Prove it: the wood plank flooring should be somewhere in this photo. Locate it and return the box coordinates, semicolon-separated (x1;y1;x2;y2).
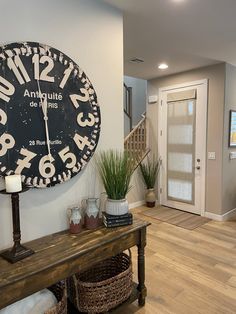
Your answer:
115;206;236;314
141;206;210;230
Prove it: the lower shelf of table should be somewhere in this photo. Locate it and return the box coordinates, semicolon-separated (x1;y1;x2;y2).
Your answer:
68;282;140;313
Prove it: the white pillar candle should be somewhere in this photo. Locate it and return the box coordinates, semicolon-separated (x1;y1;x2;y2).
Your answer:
5;175;22;193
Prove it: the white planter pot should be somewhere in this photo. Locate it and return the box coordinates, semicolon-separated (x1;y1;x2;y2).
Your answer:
105;198;129;216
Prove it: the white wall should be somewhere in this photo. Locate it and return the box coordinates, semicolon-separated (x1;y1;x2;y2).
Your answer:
123;76;147;204
0;0;123;249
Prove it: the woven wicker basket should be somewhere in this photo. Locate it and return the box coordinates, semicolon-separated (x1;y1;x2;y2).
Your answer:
45;280;67;314
68;251;133;313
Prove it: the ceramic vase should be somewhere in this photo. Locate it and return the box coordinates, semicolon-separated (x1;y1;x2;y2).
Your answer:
68;206;82;234
84;198;100;229
145;188;156;207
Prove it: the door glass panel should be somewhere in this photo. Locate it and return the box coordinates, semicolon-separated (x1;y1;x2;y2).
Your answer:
168;153;192;173
168;125;193;144
167;97;196;204
168;179;192;202
188;101;194;115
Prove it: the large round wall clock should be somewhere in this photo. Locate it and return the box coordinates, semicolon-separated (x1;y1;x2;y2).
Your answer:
0;42;101;188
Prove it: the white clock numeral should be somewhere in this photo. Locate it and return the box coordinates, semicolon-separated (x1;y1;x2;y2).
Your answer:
0;133;15;156
73;133;91;151
59;67;72;89
58;146;76;169
39;155;55;178
0;76;15;102
69;88;89;108
0;109;7;125
7;55;31;85
15;148;37;174
77;112;95;127
32;54;55;82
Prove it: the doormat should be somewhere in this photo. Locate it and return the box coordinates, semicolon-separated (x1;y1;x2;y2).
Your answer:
141;206;211;230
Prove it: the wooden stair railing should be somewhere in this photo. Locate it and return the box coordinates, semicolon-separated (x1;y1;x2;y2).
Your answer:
124;114;150;169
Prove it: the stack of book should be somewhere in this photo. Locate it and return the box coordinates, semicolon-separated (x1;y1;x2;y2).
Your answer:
103;212;133;228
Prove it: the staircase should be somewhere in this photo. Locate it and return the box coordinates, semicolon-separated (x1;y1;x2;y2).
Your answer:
123;81;150;168
124;113;150;168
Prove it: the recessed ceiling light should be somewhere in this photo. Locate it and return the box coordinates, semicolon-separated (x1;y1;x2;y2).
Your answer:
158;63;169;70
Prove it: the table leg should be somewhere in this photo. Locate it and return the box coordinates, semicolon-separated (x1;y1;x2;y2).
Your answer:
137;227;147;306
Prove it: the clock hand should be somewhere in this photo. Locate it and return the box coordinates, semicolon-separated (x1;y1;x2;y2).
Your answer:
37;80;52;161
41;94;47;116
42;96;53;161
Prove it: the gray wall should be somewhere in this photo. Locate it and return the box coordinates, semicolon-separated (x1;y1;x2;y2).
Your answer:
222;64;236;213
124;76;147;128
147;63;226;215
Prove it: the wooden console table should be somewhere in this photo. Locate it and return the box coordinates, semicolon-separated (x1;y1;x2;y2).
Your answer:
0;218;150;312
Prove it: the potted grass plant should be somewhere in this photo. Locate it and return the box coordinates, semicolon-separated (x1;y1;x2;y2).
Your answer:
96;150;134;215
139;155;160;207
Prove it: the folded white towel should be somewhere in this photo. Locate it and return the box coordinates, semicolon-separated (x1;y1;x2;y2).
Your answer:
0;289;57;314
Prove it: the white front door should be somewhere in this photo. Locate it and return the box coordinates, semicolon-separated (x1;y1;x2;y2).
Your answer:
159;79;207;215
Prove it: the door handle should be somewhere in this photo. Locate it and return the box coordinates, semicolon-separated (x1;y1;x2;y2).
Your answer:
196;166;200;170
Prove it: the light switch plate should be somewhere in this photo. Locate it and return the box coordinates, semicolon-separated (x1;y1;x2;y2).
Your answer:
229;152;236;160
208;152;216;160
148;95;158;104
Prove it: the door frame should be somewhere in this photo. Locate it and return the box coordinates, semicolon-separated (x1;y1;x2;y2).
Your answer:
158;79;208;216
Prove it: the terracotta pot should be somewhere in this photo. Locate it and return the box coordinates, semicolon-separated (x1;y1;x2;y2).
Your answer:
105;198;129;216
145;188;156;207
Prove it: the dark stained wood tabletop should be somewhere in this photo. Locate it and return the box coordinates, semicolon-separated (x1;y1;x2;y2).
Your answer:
0;217;150;310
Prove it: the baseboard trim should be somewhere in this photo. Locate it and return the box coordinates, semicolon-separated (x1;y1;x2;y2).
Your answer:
204;207;236;221
129;200;145;209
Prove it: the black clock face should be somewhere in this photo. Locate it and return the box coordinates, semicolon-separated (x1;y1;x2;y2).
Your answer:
0;42;101;188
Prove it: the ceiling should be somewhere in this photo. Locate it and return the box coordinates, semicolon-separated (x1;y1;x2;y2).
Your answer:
102;0;236;80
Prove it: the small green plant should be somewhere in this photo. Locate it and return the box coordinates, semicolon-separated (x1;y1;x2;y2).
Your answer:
96;150;134;200
139;155;160;189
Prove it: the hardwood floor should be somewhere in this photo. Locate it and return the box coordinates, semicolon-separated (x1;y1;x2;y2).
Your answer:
116;206;236;314
141;206;210;230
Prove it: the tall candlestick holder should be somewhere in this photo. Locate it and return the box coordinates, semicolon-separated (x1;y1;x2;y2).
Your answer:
0;187;34;263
